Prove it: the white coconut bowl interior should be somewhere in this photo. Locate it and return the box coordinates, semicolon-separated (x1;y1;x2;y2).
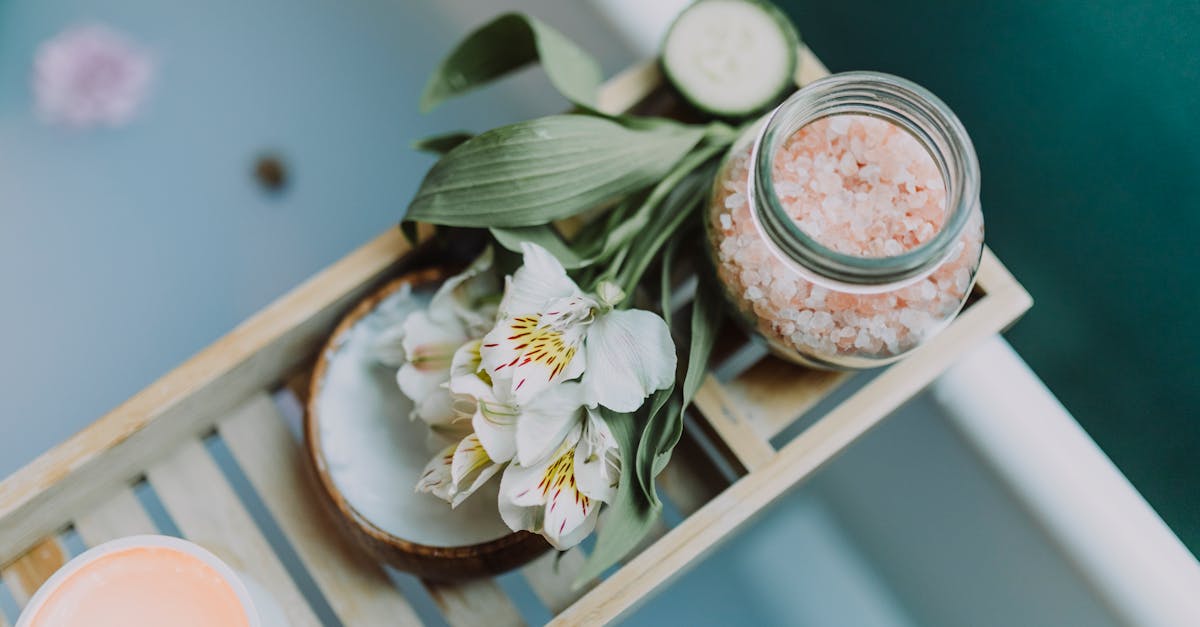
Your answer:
313;280;512;546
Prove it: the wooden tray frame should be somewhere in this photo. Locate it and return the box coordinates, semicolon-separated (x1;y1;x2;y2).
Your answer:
0;48;1030;626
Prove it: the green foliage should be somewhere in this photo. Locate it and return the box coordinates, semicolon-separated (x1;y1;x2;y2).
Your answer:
412;131;474;155
409;9;753;575
612;157;722;298
405;115;705;227
489;225;592;269
420;13;603;112
575;406;662;585
575;256;726;583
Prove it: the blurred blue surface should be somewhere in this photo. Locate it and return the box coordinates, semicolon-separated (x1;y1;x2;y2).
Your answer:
0;0;632;472
630;394;1116;626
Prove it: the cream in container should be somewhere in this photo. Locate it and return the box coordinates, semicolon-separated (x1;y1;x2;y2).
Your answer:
17;535;258;627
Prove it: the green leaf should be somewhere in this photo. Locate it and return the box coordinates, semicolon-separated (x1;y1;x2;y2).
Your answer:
682;279;725;406
489;225;593;269
575;408;661;586
660;236;681;329
412;131;474;155
577;293;716;585
635;271;728;498
615;157;722;297
406;115;705;228
636;386;678;504
660;278;725;476
420;13;603;112
652;396;685;480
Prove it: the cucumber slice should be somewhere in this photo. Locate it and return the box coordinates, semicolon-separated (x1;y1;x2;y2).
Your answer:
662;0;800;117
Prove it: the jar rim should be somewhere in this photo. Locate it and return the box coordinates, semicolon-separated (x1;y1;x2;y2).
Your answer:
750;71;980;288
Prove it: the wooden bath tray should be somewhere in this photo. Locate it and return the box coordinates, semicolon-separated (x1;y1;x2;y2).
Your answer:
0;47;1030;626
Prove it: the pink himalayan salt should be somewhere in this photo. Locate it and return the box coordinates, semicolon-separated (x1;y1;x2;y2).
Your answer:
710;114;983;361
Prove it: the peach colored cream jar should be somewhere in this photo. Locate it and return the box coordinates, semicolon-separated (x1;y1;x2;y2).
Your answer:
17;535;259;627
707;72;984;369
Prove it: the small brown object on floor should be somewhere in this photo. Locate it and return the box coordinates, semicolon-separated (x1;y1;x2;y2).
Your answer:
254;154;289;192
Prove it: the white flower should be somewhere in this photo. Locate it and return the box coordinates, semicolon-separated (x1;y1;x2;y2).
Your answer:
411;243;670;546
448;340;585;467
33;24;154;128
481;243;676;413
374;248;499;425
417;339;590;509
497;408;620;549
415;433;502;508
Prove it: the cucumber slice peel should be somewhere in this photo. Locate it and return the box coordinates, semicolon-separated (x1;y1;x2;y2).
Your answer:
662;0;800;117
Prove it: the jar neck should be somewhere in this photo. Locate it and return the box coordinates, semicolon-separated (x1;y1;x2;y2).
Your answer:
749;71;980;291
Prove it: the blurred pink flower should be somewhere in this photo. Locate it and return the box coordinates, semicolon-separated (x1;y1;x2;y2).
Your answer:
33;24;154;128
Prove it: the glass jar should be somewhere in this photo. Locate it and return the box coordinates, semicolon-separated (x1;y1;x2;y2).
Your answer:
707;72;984;369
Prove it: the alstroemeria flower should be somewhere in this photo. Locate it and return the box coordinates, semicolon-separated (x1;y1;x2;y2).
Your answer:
417;339;589;509
415;432;502;508
374;248;499;424
481;243;676;413
497;409;620;549
448;340;585;467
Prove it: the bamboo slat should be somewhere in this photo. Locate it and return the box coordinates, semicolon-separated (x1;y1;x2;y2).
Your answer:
72;487;157;545
522;548;591;614
690;375;777;472
424;578;524;627
0;538;66;608
147;439;321;627
219;394;423;627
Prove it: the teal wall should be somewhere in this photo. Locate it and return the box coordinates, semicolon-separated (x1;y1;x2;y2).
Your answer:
780;1;1200;553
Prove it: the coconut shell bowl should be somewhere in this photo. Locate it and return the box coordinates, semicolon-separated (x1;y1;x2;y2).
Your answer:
304;266;549;581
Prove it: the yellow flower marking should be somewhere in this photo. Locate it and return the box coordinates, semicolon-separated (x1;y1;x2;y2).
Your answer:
483;315;578;390
515;443;590;535
459;438;492;475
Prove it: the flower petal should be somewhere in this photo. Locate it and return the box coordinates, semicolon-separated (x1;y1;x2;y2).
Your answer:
448;433;503;507
582;309;677;412
449;339;486;381
481;315;585;406
366;284;422;367
472;398;518;463
430;247;500;333
500;425;579;507
479;319;521;379
515;382;585;467
574;408;620;503
498;243;581;316
496;425;598;549
402;309;466;373
413;388;457;426
498;462;545;533
541;446;599;550
415;443;456;503
397;314;464;404
371;322;408;367
394;364;435;411
544;495;599;550
449;373;492;403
